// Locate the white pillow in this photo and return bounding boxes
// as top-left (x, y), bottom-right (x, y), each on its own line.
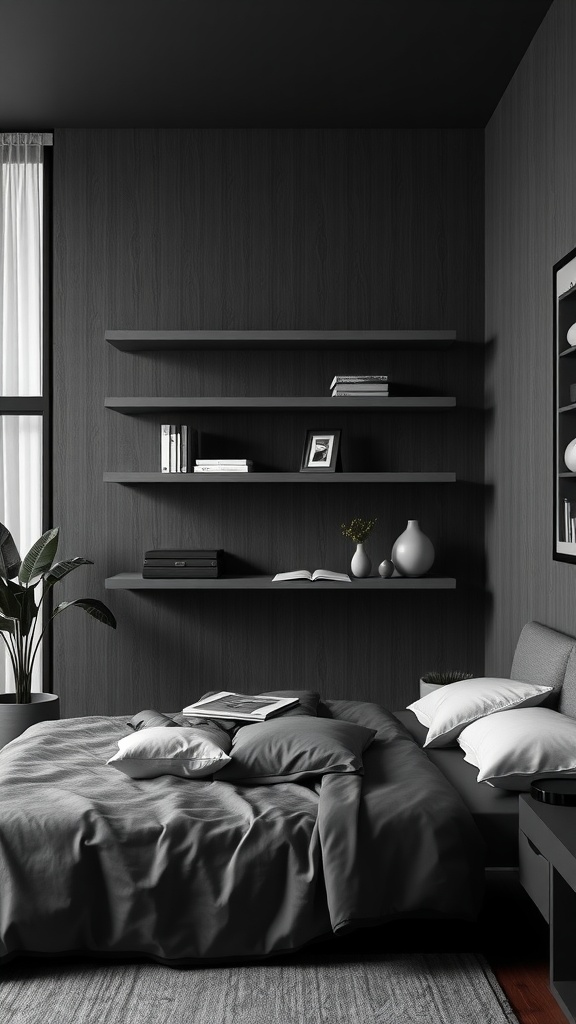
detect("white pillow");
top-left (107, 726), bottom-right (231, 779)
top-left (406, 677), bottom-right (553, 748)
top-left (457, 707), bottom-right (576, 791)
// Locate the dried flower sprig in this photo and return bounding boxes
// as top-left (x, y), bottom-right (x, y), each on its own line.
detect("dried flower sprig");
top-left (341, 517), bottom-right (377, 544)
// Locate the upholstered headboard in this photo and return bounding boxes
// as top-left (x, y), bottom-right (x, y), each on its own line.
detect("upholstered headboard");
top-left (510, 620), bottom-right (576, 718)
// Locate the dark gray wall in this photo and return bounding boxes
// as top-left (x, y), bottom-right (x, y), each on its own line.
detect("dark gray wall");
top-left (485, 0), bottom-right (576, 672)
top-left (53, 128), bottom-right (484, 716)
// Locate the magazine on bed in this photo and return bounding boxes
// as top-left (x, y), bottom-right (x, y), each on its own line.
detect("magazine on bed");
top-left (182, 691), bottom-right (299, 721)
top-left (272, 569), bottom-right (351, 582)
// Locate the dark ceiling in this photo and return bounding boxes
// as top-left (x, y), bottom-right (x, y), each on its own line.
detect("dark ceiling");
top-left (0, 0), bottom-right (553, 129)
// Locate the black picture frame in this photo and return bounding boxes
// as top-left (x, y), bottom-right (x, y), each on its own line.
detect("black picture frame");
top-left (553, 244), bottom-right (576, 564)
top-left (300, 429), bottom-right (341, 472)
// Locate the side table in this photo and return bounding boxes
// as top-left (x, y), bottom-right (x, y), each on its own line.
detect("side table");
top-left (519, 793), bottom-right (576, 1024)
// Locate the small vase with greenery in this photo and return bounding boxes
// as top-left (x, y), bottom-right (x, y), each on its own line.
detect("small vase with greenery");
top-left (419, 670), bottom-right (474, 699)
top-left (341, 517), bottom-right (378, 578)
top-left (0, 523), bottom-right (116, 704)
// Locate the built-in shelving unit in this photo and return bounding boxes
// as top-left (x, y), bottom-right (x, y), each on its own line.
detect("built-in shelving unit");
top-left (104, 471), bottom-right (456, 484)
top-left (554, 249), bottom-right (576, 563)
top-left (105, 573), bottom-right (456, 590)
top-left (105, 328), bottom-right (459, 586)
top-left (105, 396), bottom-right (456, 413)
top-left (106, 329), bottom-right (457, 352)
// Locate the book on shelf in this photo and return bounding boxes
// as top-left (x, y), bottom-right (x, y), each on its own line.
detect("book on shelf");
top-left (330, 375), bottom-right (388, 388)
top-left (194, 465), bottom-right (252, 473)
top-left (143, 548), bottom-right (222, 579)
top-left (196, 459), bottom-right (253, 466)
top-left (332, 388), bottom-right (389, 397)
top-left (162, 425), bottom-right (198, 473)
top-left (182, 691), bottom-right (299, 721)
top-left (272, 568), bottom-right (351, 583)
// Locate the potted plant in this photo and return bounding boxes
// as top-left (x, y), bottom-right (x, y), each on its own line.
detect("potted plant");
top-left (341, 517), bottom-right (378, 578)
top-left (419, 670), bottom-right (474, 700)
top-left (0, 523), bottom-right (116, 747)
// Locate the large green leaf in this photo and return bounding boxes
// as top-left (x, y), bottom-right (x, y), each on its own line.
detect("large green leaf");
top-left (19, 528), bottom-right (59, 586)
top-left (44, 557), bottom-right (93, 587)
top-left (0, 580), bottom-right (23, 619)
top-left (53, 598), bottom-right (117, 629)
top-left (0, 523), bottom-right (20, 580)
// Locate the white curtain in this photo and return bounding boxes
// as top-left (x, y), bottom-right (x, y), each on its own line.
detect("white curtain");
top-left (0, 137), bottom-right (45, 692)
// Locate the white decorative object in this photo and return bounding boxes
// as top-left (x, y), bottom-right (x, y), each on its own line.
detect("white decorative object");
top-left (351, 543), bottom-right (371, 578)
top-left (378, 558), bottom-right (395, 578)
top-left (565, 438), bottom-right (576, 472)
top-left (391, 520), bottom-right (435, 577)
top-left (567, 323), bottom-right (576, 346)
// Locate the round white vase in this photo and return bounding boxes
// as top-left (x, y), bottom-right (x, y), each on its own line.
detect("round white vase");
top-left (567, 323), bottom-right (576, 346)
top-left (351, 542), bottom-right (371, 578)
top-left (565, 438), bottom-right (576, 472)
top-left (391, 520), bottom-right (435, 577)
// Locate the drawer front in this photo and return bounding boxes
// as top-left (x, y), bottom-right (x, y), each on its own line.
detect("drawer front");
top-left (519, 829), bottom-right (550, 923)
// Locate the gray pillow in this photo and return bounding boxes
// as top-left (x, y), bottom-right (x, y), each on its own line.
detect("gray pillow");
top-left (217, 717), bottom-right (376, 785)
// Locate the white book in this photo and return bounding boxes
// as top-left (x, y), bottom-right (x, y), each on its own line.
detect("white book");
top-left (193, 466), bottom-right (251, 473)
top-left (272, 568), bottom-right (351, 582)
top-left (161, 424), bottom-right (170, 473)
top-left (330, 375), bottom-right (388, 388)
top-left (183, 690), bottom-right (298, 721)
top-left (196, 459), bottom-right (253, 466)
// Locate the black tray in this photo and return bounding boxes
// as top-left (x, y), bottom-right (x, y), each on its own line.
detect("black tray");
top-left (531, 777), bottom-right (576, 805)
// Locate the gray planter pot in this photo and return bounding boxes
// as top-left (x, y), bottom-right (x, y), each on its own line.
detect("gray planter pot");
top-left (0, 693), bottom-right (60, 749)
top-left (419, 678), bottom-right (443, 699)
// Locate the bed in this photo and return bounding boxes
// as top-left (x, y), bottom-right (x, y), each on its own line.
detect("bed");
top-left (0, 619), bottom-right (572, 964)
top-left (0, 696), bottom-right (484, 964)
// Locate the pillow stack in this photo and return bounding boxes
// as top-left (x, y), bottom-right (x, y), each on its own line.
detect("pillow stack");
top-left (405, 675), bottom-right (576, 791)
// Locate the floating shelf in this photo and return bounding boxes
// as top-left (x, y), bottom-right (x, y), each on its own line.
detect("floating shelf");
top-left (104, 471), bottom-right (456, 484)
top-left (105, 573), bottom-right (456, 590)
top-left (559, 403), bottom-right (576, 413)
top-left (105, 329), bottom-right (456, 352)
top-left (105, 396), bottom-right (456, 412)
top-left (559, 347), bottom-right (576, 358)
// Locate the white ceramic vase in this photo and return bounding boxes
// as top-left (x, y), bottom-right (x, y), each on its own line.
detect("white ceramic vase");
top-left (567, 323), bottom-right (576, 347)
top-left (391, 520), bottom-right (435, 577)
top-left (565, 438), bottom-right (576, 472)
top-left (351, 543), bottom-right (371, 578)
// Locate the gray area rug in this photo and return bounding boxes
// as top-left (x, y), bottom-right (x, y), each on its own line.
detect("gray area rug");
top-left (0, 952), bottom-right (518, 1024)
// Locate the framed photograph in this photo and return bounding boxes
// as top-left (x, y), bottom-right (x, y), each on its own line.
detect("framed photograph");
top-left (300, 429), bottom-right (341, 472)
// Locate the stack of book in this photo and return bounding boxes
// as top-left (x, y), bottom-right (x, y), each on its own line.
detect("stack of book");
top-left (194, 460), bottom-right (253, 473)
top-left (143, 549), bottom-right (223, 579)
top-left (564, 498), bottom-right (576, 543)
top-left (330, 375), bottom-right (389, 397)
top-left (161, 425), bottom-right (198, 473)
top-left (182, 691), bottom-right (299, 721)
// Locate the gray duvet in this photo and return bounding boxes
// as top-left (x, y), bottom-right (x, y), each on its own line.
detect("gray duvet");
top-left (0, 700), bottom-right (484, 962)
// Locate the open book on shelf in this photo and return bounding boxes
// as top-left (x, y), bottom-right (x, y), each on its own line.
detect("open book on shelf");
top-left (272, 569), bottom-right (351, 583)
top-left (182, 691), bottom-right (298, 721)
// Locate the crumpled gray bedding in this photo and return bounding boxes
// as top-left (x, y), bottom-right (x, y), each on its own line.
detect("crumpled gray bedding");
top-left (0, 700), bottom-right (484, 963)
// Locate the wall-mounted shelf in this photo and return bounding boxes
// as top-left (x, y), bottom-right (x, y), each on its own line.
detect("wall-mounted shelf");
top-left (104, 471), bottom-right (456, 484)
top-left (105, 329), bottom-right (456, 352)
top-left (554, 247), bottom-right (576, 563)
top-left (105, 396), bottom-right (456, 412)
top-left (105, 573), bottom-right (456, 590)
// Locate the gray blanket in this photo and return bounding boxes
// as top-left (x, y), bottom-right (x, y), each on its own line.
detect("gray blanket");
top-left (0, 701), bottom-right (484, 962)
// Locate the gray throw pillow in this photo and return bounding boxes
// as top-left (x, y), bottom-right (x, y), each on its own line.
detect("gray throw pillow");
top-left (217, 716), bottom-right (376, 785)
